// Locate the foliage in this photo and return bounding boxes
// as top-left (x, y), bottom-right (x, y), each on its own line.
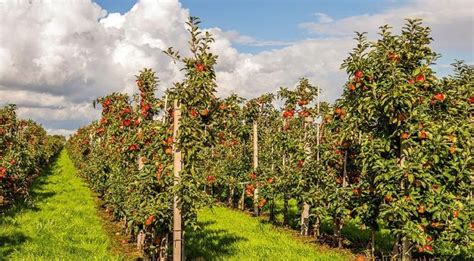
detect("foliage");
top-left (0, 105), bottom-right (64, 211)
top-left (65, 18), bottom-right (472, 259)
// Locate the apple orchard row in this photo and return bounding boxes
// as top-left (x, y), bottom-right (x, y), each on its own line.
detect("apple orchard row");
top-left (65, 18), bottom-right (472, 259)
top-left (0, 105), bottom-right (64, 209)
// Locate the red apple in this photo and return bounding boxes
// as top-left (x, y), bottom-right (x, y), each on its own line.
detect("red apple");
top-left (206, 175), bottom-right (216, 183)
top-left (196, 63), bottom-right (205, 72)
top-left (190, 108), bottom-right (198, 118)
top-left (145, 215), bottom-right (155, 226)
top-left (419, 130), bottom-right (427, 139)
top-left (249, 172), bottom-right (257, 180)
top-left (298, 100), bottom-right (308, 106)
top-left (453, 210), bottom-right (459, 218)
top-left (416, 74), bottom-right (426, 82)
top-left (433, 93), bottom-right (446, 102)
top-left (401, 132), bottom-right (410, 139)
top-left (200, 108), bottom-right (209, 117)
top-left (418, 205), bottom-right (425, 214)
top-left (122, 119), bottom-right (131, 127)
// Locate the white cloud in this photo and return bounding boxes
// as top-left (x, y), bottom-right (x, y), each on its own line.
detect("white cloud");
top-left (0, 0), bottom-right (471, 135)
top-left (214, 29), bottom-right (294, 47)
top-left (209, 28), bottom-right (352, 100)
top-left (299, 0), bottom-right (474, 56)
top-left (0, 0), bottom-right (189, 133)
top-left (46, 128), bottom-right (76, 137)
top-left (313, 13), bottom-right (334, 24)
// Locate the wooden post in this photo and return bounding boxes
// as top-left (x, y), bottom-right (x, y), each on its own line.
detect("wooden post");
top-left (162, 94), bottom-right (168, 124)
top-left (282, 120), bottom-right (289, 226)
top-left (252, 121), bottom-right (259, 216)
top-left (300, 116), bottom-right (312, 236)
top-left (172, 100), bottom-right (182, 261)
top-left (316, 85), bottom-right (320, 162)
top-left (269, 145), bottom-right (275, 222)
top-left (342, 150), bottom-right (348, 187)
top-left (314, 87), bottom-right (321, 237)
top-left (399, 138), bottom-right (411, 261)
top-left (335, 150), bottom-right (348, 248)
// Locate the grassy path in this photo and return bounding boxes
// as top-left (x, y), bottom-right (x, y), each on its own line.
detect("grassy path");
top-left (0, 150), bottom-right (120, 260)
top-left (186, 207), bottom-right (352, 261)
top-left (0, 150), bottom-right (351, 260)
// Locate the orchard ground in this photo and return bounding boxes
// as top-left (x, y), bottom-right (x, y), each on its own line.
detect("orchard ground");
top-left (0, 151), bottom-right (120, 260)
top-left (0, 150), bottom-right (353, 260)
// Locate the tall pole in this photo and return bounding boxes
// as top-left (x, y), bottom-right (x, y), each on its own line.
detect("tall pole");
top-left (172, 100), bottom-right (182, 261)
top-left (315, 85), bottom-right (321, 237)
top-left (162, 94), bottom-right (168, 124)
top-left (301, 117), bottom-right (310, 236)
top-left (252, 121), bottom-right (259, 216)
top-left (316, 85), bottom-right (320, 162)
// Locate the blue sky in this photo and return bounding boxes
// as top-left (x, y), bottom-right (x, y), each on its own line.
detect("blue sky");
top-left (93, 0), bottom-right (471, 70)
top-left (95, 0), bottom-right (409, 53)
top-left (1, 0), bottom-right (471, 135)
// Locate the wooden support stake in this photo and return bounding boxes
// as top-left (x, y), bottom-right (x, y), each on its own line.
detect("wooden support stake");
top-left (252, 121), bottom-right (259, 216)
top-left (300, 117), bottom-right (312, 236)
top-left (172, 100), bottom-right (182, 261)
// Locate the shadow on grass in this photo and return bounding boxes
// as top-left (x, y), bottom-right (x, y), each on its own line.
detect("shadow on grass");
top-left (320, 219), bottom-right (394, 255)
top-left (0, 155), bottom-right (60, 259)
top-left (185, 220), bottom-right (247, 260)
top-left (0, 234), bottom-right (30, 259)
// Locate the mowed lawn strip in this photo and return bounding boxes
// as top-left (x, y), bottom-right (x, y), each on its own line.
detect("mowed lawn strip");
top-left (186, 206), bottom-right (352, 261)
top-left (0, 150), bottom-right (120, 260)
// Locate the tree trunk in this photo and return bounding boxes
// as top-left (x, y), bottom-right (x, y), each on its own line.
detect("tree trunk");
top-left (334, 218), bottom-right (343, 248)
top-left (159, 233), bottom-right (169, 261)
top-left (300, 202), bottom-right (310, 236)
top-left (313, 216), bottom-right (320, 239)
top-left (370, 229), bottom-right (376, 261)
top-left (137, 230), bottom-right (145, 252)
top-left (269, 198), bottom-right (275, 222)
top-left (391, 235), bottom-right (400, 261)
top-left (238, 184), bottom-right (245, 210)
top-left (401, 237), bottom-right (411, 261)
top-left (227, 186), bottom-right (234, 207)
top-left (172, 100), bottom-right (182, 261)
top-left (283, 196), bottom-right (289, 226)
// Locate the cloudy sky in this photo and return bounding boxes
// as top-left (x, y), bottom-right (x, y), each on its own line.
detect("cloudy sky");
top-left (0, 0), bottom-right (472, 136)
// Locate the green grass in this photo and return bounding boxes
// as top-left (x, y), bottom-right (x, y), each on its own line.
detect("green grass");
top-left (0, 150), bottom-right (120, 260)
top-left (186, 206), bottom-right (352, 261)
top-left (270, 198), bottom-right (394, 255)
